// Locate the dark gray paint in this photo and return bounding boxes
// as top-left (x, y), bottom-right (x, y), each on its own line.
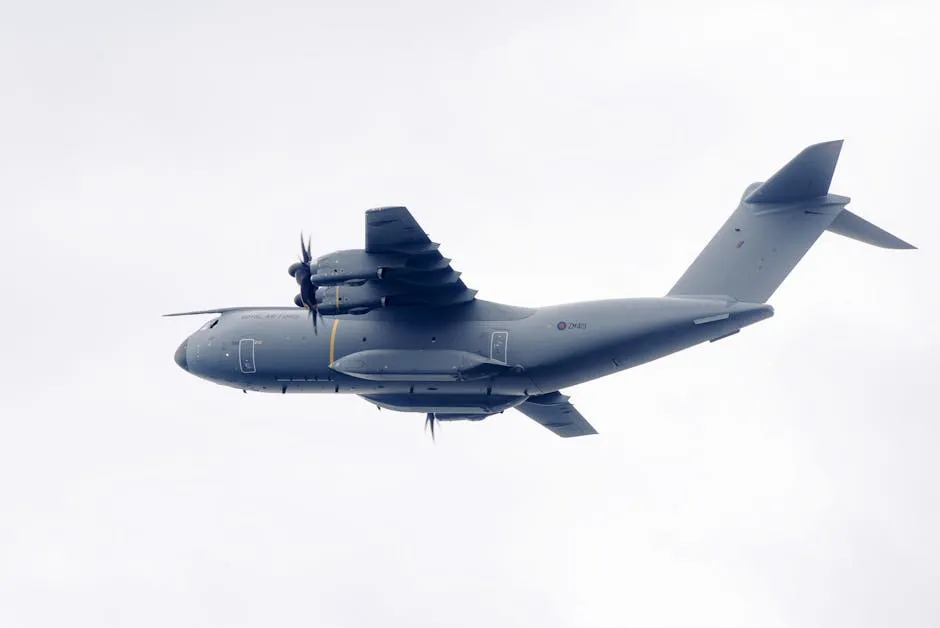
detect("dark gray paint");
top-left (169, 141), bottom-right (913, 437)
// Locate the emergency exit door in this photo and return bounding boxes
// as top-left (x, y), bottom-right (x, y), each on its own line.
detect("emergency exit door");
top-left (239, 338), bottom-right (256, 373)
top-left (490, 331), bottom-right (508, 364)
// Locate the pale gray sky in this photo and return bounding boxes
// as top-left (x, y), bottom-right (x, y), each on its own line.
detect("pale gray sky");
top-left (1, 1), bottom-right (938, 627)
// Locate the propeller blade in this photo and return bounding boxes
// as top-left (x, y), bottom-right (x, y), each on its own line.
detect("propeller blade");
top-left (425, 413), bottom-right (436, 442)
top-left (291, 232), bottom-right (319, 334)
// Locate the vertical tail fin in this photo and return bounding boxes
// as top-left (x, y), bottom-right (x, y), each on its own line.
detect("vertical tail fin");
top-left (668, 140), bottom-right (914, 303)
top-left (743, 139), bottom-right (843, 204)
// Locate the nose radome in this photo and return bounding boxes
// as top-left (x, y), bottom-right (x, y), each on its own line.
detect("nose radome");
top-left (174, 339), bottom-right (189, 371)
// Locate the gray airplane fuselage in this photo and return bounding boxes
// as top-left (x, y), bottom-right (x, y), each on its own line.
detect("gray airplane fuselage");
top-left (175, 297), bottom-right (772, 416)
top-left (170, 141), bottom-right (914, 435)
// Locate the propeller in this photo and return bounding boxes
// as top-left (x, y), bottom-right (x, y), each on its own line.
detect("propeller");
top-left (289, 233), bottom-right (321, 333)
top-left (425, 412), bottom-right (437, 442)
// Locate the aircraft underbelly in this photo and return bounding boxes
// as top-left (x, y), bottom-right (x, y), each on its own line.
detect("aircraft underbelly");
top-left (523, 299), bottom-right (774, 391)
top-left (361, 392), bottom-right (527, 415)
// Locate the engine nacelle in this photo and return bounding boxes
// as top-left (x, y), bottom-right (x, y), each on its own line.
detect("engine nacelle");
top-left (288, 261), bottom-right (318, 278)
top-left (312, 249), bottom-right (404, 286)
top-left (315, 283), bottom-right (388, 315)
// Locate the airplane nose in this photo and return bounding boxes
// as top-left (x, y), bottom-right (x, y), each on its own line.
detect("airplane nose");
top-left (174, 339), bottom-right (189, 371)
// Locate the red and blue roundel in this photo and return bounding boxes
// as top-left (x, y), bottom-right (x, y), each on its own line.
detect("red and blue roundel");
top-left (556, 321), bottom-right (567, 330)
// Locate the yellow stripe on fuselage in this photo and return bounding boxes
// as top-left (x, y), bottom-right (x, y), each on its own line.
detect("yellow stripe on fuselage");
top-left (329, 318), bottom-right (339, 364)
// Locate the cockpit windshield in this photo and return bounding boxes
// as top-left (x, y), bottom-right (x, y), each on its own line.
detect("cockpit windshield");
top-left (199, 318), bottom-right (220, 331)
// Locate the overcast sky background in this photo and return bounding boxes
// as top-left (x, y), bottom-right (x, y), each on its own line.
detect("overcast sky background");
top-left (1, 1), bottom-right (938, 626)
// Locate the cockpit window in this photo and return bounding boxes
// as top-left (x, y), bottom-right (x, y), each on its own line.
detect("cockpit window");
top-left (200, 318), bottom-right (220, 331)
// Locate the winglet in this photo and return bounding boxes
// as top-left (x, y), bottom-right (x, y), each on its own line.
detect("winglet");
top-left (745, 139), bottom-right (843, 204)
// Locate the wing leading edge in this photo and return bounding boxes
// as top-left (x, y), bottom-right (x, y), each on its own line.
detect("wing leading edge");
top-left (516, 392), bottom-right (598, 438)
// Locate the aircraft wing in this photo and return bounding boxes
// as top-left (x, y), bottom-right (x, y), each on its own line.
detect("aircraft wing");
top-left (516, 392), bottom-right (598, 438)
top-left (363, 206), bottom-right (476, 307)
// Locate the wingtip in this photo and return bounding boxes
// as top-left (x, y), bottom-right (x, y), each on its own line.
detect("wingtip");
top-left (162, 306), bottom-right (284, 317)
top-left (163, 310), bottom-right (215, 317)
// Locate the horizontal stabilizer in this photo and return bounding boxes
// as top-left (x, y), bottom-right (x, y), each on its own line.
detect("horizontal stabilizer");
top-left (745, 140), bottom-right (843, 203)
top-left (826, 209), bottom-right (916, 249)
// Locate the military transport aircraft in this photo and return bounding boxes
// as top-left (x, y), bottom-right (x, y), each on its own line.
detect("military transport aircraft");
top-left (168, 140), bottom-right (914, 438)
